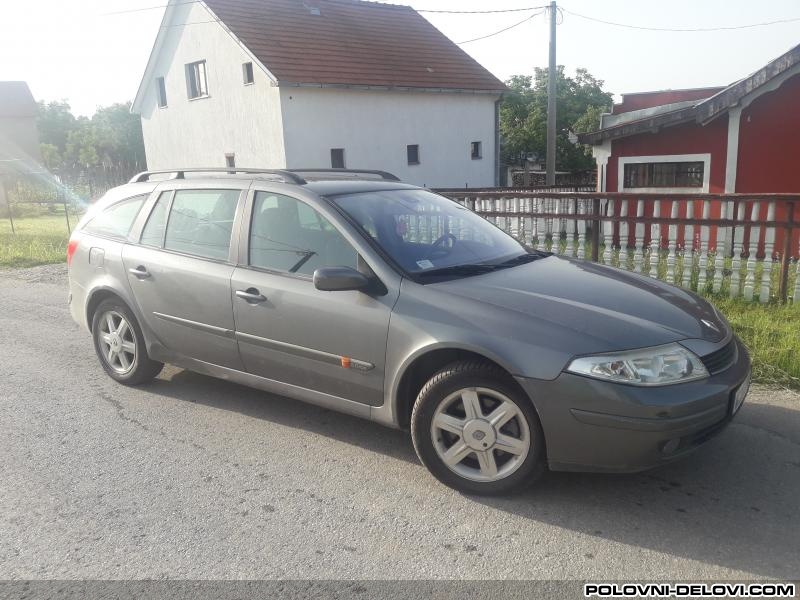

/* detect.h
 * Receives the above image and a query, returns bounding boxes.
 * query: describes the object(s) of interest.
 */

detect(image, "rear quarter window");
[82,195,148,239]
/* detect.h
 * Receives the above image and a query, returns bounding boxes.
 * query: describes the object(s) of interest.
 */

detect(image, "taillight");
[66,239,79,267]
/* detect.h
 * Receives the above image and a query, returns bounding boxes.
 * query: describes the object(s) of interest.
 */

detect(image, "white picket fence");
[436,192,800,304]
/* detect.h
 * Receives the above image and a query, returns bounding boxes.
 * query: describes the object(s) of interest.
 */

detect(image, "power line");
[560,7,800,32]
[102,0,201,16]
[418,5,548,14]
[457,10,545,44]
[103,1,549,17]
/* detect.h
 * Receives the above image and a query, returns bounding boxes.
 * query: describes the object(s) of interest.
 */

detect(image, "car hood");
[431,256,726,351]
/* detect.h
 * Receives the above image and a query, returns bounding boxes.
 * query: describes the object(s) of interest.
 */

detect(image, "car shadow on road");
[146,369,800,579]
[146,367,419,464]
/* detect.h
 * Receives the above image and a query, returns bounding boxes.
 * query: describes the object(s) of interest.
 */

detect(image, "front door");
[230,190,394,406]
[123,187,244,370]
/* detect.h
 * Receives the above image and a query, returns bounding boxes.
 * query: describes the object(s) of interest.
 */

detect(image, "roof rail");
[288,168,401,182]
[128,168,307,184]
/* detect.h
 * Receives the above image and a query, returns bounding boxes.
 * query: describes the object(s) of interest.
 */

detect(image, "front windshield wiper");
[415,263,500,278]
[494,251,552,268]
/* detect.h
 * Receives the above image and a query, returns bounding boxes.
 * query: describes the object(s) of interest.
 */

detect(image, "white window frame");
[618,153,711,194]
[185,60,209,100]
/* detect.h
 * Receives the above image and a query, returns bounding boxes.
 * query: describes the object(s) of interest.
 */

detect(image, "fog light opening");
[660,438,681,455]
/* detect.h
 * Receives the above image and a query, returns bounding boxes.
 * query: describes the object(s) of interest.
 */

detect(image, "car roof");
[120,169,425,198]
[303,179,420,196]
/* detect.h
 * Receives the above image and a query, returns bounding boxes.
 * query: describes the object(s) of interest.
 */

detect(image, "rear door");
[122,185,245,369]
[230,187,397,406]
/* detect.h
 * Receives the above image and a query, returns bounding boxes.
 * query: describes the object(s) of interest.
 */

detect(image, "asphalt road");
[0,264,799,581]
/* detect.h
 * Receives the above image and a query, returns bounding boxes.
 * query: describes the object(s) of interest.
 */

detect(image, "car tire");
[91,298,163,385]
[411,360,545,495]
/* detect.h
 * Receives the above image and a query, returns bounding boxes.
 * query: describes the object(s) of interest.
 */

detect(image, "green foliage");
[36,101,146,199]
[500,67,613,172]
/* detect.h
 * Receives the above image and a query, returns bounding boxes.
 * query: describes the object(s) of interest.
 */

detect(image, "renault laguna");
[67,168,751,495]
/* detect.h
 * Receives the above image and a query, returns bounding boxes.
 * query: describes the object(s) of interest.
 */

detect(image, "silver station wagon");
[68,168,751,495]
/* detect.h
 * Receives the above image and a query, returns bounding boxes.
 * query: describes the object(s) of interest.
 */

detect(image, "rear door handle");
[236,288,267,303]
[128,266,150,279]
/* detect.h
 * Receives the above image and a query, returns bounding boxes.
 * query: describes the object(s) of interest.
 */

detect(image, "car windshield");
[332,189,529,276]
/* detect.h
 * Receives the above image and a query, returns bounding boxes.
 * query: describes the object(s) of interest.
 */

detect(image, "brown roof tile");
[203,0,506,91]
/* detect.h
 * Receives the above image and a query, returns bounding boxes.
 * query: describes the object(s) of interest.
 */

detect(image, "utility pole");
[546,0,557,185]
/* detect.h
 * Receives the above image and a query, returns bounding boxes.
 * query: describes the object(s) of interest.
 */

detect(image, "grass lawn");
[0,214,74,269]
[1,214,798,389]
[710,296,800,390]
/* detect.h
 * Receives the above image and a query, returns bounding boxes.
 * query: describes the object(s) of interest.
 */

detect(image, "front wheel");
[91,298,163,385]
[411,360,545,495]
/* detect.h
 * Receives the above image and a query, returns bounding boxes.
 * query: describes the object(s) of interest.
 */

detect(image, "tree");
[36,101,146,198]
[500,67,613,172]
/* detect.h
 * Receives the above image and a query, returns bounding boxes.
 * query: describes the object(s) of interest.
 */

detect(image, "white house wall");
[279,87,498,188]
[138,1,285,170]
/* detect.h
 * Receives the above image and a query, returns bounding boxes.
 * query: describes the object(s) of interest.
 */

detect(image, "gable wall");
[137,1,285,169]
[279,87,498,187]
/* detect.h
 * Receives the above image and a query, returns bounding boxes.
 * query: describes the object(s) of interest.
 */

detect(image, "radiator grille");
[700,340,737,374]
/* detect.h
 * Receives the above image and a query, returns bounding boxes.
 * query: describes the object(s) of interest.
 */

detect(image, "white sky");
[1,0,799,116]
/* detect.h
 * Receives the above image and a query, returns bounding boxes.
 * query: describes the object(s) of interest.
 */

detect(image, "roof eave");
[578,106,697,145]
[276,81,506,94]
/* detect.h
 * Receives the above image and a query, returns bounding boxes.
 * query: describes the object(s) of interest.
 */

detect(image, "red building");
[581,42,800,195]
[580,43,800,254]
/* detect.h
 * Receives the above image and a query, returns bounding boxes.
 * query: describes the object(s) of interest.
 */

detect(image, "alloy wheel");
[430,386,531,483]
[97,310,137,374]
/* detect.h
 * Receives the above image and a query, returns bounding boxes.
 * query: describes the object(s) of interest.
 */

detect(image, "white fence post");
[633,200,645,273]
[649,200,661,278]
[682,201,695,289]
[730,202,746,298]
[602,199,614,265]
[761,201,776,303]
[697,200,711,293]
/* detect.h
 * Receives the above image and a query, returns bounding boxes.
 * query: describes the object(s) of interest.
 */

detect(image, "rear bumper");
[516,338,751,473]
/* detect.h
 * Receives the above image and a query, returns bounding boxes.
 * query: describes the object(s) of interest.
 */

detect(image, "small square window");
[242,62,254,85]
[225,153,236,169]
[471,141,482,160]
[156,77,168,108]
[185,60,208,99]
[331,148,345,169]
[407,144,420,165]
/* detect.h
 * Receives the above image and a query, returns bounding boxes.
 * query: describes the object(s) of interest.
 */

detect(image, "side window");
[140,192,171,247]
[82,195,147,239]
[249,192,357,276]
[164,189,239,260]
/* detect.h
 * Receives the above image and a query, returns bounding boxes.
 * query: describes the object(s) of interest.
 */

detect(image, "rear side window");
[82,195,147,239]
[163,189,239,260]
[139,192,171,247]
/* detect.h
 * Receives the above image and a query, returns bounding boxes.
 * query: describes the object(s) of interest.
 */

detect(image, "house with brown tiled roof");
[132,0,506,187]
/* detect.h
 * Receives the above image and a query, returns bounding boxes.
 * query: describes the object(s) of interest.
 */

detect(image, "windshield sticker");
[416,259,435,270]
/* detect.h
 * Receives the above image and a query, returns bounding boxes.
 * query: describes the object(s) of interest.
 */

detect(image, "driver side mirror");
[313,266,370,292]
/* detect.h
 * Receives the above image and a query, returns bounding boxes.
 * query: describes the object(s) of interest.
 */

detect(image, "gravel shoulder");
[0,264,798,581]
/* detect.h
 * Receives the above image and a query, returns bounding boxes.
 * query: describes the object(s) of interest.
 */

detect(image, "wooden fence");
[436,191,800,304]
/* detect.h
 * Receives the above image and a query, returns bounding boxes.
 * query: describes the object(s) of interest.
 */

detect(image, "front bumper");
[516,337,751,473]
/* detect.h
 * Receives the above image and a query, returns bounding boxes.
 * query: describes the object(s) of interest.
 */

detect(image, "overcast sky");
[1,0,798,116]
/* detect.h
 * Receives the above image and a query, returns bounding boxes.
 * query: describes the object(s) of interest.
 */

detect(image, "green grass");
[710,296,800,390]
[0,214,74,269]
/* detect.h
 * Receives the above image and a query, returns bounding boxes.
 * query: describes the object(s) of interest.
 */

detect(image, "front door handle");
[128,266,150,279]
[236,288,267,303]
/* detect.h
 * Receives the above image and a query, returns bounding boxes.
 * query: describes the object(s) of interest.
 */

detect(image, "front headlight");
[566,343,709,386]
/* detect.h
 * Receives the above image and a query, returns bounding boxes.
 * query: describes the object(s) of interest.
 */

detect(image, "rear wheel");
[411,360,545,495]
[91,299,163,385]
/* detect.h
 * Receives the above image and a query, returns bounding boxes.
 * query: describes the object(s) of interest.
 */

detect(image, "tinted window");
[249,192,357,276]
[164,189,239,260]
[140,192,170,247]
[83,195,147,239]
